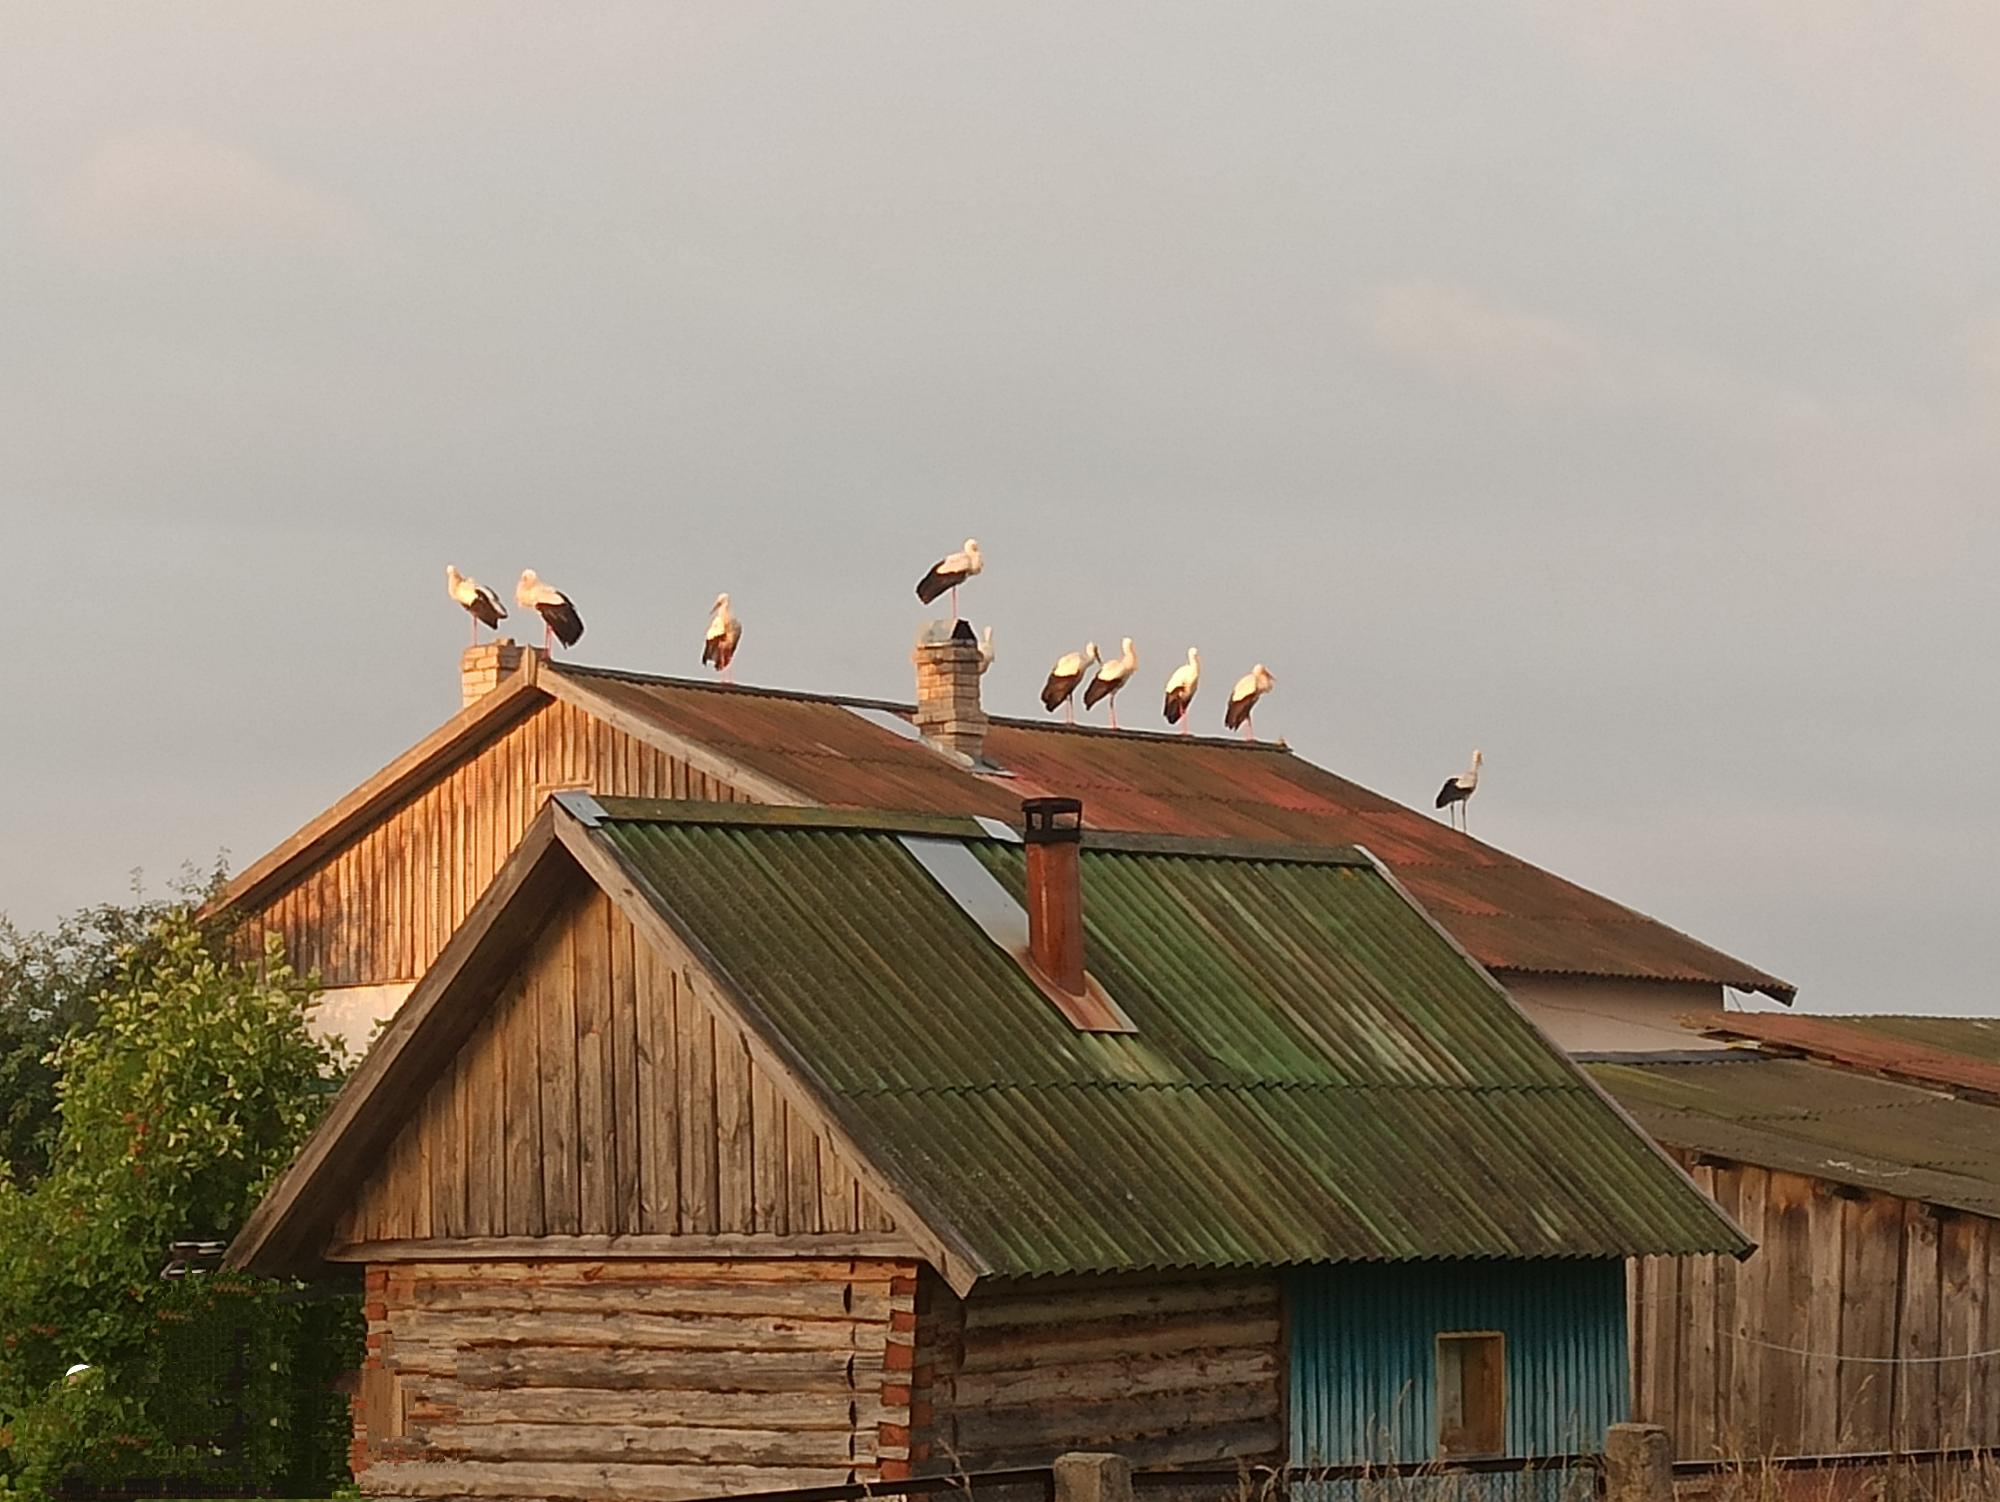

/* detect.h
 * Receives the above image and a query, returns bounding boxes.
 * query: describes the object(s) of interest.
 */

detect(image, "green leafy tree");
[0,860,226,1181]
[0,913,353,1498]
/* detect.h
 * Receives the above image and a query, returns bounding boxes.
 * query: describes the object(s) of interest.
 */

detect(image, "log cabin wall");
[352,1257,918,1501]
[332,886,899,1246]
[237,697,748,989]
[911,1268,1285,1472]
[1629,1153,2000,1459]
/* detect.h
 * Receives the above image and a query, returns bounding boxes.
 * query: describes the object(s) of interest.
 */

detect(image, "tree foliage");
[0,912,353,1498]
[0,861,226,1182]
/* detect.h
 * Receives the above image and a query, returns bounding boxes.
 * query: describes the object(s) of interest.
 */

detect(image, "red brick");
[911,1400,934,1426]
[878,1422,911,1447]
[883,1340,915,1371]
[362,1300,386,1321]
[890,1274,919,1296]
[881,1383,912,1407]
[912,1442,934,1462]
[880,1460,912,1482]
[890,1309,918,1333]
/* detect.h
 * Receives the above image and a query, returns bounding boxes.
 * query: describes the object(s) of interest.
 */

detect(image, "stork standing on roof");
[1223,664,1275,740]
[703,593,742,682]
[1162,647,1200,734]
[516,570,585,652]
[1083,637,1138,729]
[977,625,995,675]
[445,565,506,644]
[1041,641,1100,724]
[915,539,983,621]
[1435,749,1482,831]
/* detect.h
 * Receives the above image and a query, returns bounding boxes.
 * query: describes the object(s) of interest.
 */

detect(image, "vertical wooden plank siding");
[915,1269,1284,1472]
[244,700,748,990]
[353,1258,917,1500]
[1629,1158,2000,1458]
[337,899,896,1245]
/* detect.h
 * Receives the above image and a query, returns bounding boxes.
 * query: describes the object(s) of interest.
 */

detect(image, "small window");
[1436,1331,1505,1458]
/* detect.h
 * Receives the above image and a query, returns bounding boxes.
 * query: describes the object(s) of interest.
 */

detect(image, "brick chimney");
[911,623,988,763]
[460,639,540,708]
[1021,796,1086,996]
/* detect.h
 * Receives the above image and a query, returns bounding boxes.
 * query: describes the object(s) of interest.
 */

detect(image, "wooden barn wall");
[1629,1155,2000,1459]
[911,1269,1284,1472]
[352,1257,919,1501]
[334,887,898,1244]
[241,698,746,989]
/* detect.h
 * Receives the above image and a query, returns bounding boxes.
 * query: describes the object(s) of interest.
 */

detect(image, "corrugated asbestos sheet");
[592,807,1745,1278]
[1687,1011,2000,1098]
[1840,1015,2000,1064]
[555,664,1793,1000]
[1590,1054,2000,1218]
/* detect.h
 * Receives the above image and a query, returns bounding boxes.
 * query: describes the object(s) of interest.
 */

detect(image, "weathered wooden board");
[241,696,735,989]
[340,895,896,1244]
[1635,1156,2000,1460]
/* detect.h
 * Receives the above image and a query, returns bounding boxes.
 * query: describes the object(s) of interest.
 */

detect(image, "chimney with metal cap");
[1021,796,1086,995]
[912,620,989,762]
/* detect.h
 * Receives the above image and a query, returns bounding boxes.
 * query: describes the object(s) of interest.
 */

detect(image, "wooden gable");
[331,882,903,1254]
[236,694,753,990]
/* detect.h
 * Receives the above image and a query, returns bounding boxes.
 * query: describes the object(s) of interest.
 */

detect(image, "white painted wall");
[1502,974,1731,1054]
[309,982,414,1064]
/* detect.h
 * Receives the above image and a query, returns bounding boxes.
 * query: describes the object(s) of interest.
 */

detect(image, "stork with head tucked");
[1082,637,1138,728]
[1162,647,1200,734]
[1040,641,1100,724]
[445,565,506,644]
[703,593,742,682]
[914,538,983,621]
[1435,749,1483,831]
[1223,664,1275,740]
[977,625,995,675]
[516,570,585,652]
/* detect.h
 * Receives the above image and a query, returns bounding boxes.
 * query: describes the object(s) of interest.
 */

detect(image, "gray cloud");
[3,2,1995,1014]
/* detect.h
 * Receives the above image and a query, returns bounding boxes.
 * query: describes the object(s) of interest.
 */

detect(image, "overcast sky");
[4,4,1996,1014]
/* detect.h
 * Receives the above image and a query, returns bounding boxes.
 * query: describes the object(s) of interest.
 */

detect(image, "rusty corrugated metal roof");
[1689,1012,2000,1099]
[591,802,1747,1276]
[1590,1054,2000,1219]
[555,664,1793,1001]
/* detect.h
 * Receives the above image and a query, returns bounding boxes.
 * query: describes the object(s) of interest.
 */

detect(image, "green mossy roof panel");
[594,810,1746,1275]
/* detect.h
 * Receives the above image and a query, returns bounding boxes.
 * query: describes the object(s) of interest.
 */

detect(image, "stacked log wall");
[352,1257,917,1500]
[912,1269,1284,1472]
[238,697,745,989]
[1630,1154,2000,1458]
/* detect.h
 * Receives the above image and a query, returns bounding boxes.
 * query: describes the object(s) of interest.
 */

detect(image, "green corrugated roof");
[1836,1015,2000,1066]
[592,807,1746,1276]
[1589,1054,2000,1219]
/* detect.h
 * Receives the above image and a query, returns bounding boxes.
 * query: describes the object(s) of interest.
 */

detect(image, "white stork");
[1082,637,1138,728]
[445,565,506,644]
[1223,664,1275,739]
[1435,749,1483,831]
[1162,647,1200,734]
[914,538,983,621]
[977,625,996,676]
[516,570,585,651]
[703,593,742,682]
[1040,641,1100,724]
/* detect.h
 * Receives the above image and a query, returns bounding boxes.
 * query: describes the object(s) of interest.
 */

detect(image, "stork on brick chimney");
[911,619,990,764]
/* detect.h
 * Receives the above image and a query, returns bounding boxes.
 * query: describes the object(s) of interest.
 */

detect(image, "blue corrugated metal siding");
[1289,1259,1627,1497]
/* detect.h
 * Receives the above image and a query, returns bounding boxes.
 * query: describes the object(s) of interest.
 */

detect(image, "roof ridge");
[836,1078,1590,1100]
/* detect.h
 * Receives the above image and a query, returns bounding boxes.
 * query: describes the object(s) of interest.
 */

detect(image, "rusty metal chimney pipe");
[1021,797,1086,996]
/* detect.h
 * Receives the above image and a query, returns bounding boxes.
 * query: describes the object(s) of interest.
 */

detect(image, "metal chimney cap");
[1021,797,1084,843]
